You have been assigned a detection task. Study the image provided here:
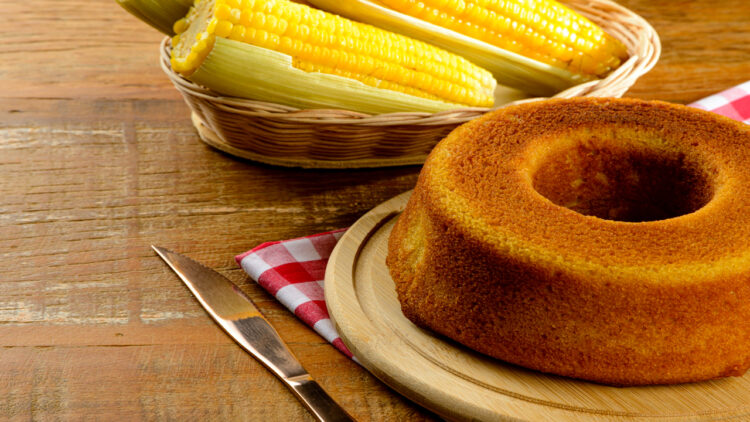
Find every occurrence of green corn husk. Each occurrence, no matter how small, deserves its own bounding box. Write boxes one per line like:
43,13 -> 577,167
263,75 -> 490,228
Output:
116,0 -> 192,35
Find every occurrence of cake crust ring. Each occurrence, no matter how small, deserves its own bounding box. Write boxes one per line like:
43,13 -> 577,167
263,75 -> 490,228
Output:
386,97 -> 750,386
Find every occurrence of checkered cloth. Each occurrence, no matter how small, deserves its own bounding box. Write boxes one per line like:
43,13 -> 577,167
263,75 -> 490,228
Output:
235,229 -> 355,358
689,80 -> 750,123
236,82 -> 750,360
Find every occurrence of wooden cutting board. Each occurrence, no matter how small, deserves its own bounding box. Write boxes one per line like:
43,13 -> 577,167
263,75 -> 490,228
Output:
324,191 -> 750,422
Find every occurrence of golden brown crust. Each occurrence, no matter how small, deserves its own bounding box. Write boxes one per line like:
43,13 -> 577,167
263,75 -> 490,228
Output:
386,98 -> 750,386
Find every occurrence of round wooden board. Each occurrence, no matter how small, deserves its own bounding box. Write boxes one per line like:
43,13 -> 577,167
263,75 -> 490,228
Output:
324,191 -> 750,422
191,113 -> 428,169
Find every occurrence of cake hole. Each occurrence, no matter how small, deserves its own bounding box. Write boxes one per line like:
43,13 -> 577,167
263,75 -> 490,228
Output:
532,140 -> 714,222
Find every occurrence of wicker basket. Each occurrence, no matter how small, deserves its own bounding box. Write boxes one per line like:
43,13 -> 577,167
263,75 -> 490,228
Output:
161,0 -> 660,169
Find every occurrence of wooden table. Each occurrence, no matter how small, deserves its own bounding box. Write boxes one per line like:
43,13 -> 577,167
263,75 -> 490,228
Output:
1,1 -> 748,420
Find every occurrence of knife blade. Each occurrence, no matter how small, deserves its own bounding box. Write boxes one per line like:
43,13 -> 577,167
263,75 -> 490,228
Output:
152,246 -> 355,422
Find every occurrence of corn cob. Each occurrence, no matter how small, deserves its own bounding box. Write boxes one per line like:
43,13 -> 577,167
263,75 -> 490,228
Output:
378,0 -> 628,77
169,0 -> 497,113
307,0 -> 628,95
117,0 -> 193,35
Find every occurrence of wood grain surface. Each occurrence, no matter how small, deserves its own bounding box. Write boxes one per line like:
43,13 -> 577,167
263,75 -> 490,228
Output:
1,0 -> 748,420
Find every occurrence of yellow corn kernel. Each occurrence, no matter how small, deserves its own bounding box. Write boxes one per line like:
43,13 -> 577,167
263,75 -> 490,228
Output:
171,0 -> 496,107
173,17 -> 189,34
229,24 -> 246,41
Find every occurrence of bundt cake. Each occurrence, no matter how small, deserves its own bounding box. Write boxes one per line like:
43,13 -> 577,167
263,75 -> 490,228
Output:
386,97 -> 750,386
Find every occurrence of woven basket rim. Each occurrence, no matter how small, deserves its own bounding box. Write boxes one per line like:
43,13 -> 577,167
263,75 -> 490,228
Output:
161,0 -> 660,127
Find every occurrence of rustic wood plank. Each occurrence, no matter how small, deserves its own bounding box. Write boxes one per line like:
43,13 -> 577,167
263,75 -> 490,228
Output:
1,0 -> 749,420
622,0 -> 750,102
0,119 -> 424,420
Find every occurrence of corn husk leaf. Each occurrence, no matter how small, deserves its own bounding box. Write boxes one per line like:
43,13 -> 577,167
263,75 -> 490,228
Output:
306,0 -> 589,96
187,38 -> 511,115
116,0 -> 192,35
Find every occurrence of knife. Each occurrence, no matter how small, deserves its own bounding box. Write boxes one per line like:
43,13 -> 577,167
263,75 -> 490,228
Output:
152,246 -> 355,422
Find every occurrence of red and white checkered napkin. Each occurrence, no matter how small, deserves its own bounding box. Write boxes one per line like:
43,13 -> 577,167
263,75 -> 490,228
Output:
235,229 -> 355,359
689,80 -> 750,123
236,82 -> 750,360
